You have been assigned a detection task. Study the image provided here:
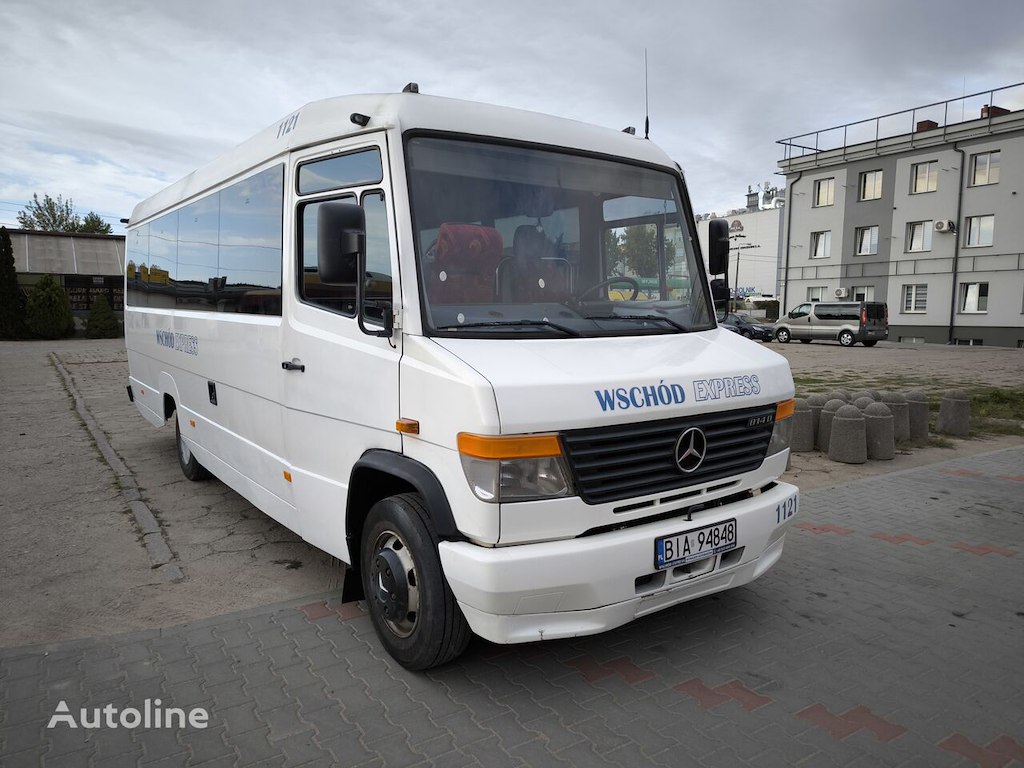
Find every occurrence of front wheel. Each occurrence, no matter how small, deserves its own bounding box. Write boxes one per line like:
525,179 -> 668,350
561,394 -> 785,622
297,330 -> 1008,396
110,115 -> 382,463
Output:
862,340 -> 878,347
838,330 -> 855,347
800,339 -> 812,344
361,493 -> 470,670
176,416 -> 211,481
740,329 -> 753,339
775,327 -> 791,343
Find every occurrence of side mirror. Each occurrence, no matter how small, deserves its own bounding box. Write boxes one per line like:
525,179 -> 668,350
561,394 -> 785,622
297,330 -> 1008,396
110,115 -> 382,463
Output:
708,218 -> 730,276
317,201 -> 365,285
317,201 -> 393,338
710,278 -> 730,315
788,310 -> 796,319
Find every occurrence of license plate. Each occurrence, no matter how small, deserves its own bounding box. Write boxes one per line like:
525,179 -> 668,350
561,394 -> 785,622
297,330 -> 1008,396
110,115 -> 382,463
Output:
655,519 -> 737,570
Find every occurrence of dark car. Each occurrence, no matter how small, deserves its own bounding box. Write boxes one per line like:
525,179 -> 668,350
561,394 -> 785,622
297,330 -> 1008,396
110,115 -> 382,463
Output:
720,313 -> 774,341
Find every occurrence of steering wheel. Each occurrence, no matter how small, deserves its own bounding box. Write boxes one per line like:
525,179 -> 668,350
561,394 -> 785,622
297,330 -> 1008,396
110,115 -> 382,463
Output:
579,275 -> 640,301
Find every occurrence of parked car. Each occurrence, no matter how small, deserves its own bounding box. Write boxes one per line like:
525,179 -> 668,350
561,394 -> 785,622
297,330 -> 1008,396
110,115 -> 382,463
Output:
719,312 -> 775,341
774,301 -> 888,346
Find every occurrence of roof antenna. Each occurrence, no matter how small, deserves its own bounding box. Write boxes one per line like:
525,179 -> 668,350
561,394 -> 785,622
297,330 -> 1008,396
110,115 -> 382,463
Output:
643,48 -> 650,139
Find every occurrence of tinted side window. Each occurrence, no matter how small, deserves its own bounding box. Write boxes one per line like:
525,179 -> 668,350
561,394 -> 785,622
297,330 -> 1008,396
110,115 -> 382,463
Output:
126,164 -> 284,315
298,148 -> 383,195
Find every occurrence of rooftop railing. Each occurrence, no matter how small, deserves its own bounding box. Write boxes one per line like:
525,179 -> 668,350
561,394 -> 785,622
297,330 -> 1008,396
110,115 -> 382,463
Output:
778,82 -> 1024,163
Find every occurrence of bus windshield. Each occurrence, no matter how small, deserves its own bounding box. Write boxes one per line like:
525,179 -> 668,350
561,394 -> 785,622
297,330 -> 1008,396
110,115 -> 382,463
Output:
406,136 -> 714,338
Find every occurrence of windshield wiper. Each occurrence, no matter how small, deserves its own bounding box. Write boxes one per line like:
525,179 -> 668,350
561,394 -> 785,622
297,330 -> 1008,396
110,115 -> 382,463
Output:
437,319 -> 582,337
583,314 -> 689,332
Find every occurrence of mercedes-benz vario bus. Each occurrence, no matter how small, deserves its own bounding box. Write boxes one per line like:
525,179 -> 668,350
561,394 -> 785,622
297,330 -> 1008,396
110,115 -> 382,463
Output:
125,90 -> 799,669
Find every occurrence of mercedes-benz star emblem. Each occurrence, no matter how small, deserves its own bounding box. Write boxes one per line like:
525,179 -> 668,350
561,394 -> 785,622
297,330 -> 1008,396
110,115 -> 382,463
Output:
674,427 -> 707,473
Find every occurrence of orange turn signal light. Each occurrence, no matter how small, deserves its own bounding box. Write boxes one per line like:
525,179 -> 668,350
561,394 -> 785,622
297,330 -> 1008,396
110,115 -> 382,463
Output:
457,433 -> 562,460
776,399 -> 796,421
396,418 -> 420,435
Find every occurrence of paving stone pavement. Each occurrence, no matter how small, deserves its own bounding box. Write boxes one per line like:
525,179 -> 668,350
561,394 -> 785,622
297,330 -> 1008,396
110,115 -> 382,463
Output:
1,445 -> 1021,768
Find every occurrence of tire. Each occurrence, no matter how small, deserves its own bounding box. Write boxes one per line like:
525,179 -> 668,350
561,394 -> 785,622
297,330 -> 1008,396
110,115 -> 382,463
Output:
775,328 -> 791,343
800,339 -> 811,344
361,493 -> 471,670
862,340 -> 877,347
176,416 -> 211,481
838,330 -> 855,347
740,329 -> 752,339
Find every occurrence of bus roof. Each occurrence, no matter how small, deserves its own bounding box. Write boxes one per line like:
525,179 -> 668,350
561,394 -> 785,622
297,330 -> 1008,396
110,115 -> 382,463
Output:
129,92 -> 678,225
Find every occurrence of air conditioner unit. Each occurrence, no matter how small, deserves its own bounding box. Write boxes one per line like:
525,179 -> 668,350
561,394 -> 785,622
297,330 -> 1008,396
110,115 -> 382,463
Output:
934,219 -> 956,233
834,288 -> 849,298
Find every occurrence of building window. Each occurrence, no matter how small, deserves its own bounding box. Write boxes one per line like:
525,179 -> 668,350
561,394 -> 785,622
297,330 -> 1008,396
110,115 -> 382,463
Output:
859,170 -> 883,201
910,161 -> 938,193
954,338 -> 984,346
906,221 -> 933,252
807,286 -> 828,302
810,230 -> 831,259
959,282 -> 988,313
855,225 -> 879,255
852,285 -> 874,301
813,178 -> 835,207
969,151 -> 1000,186
900,336 -> 925,344
902,283 -> 927,312
965,214 -> 994,247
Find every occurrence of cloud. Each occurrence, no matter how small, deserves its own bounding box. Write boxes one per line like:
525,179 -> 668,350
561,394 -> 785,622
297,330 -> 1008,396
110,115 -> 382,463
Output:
1,0 -> 1023,227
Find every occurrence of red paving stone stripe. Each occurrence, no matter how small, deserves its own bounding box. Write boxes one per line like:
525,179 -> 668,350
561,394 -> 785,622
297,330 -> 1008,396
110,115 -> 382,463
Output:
951,542 -> 1017,557
870,533 -> 932,546
939,733 -> 1020,768
999,475 -> 1024,482
602,657 -> 655,685
794,522 -> 855,535
300,602 -> 335,621
565,655 -> 616,682
942,469 -> 986,477
840,705 -> 907,742
564,655 -> 654,685
336,602 -> 368,620
798,704 -> 905,742
674,678 -> 772,711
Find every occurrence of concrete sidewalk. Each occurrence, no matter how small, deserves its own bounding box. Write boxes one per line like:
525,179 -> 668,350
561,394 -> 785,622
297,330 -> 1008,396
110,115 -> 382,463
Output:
2,445 -> 1021,767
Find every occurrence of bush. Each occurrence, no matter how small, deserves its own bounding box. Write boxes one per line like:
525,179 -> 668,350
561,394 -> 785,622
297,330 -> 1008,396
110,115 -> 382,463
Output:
0,227 -> 26,338
85,294 -> 121,338
26,274 -> 74,339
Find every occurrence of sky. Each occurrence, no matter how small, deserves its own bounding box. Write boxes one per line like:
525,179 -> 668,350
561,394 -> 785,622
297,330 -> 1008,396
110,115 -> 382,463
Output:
2,0 -> 1023,234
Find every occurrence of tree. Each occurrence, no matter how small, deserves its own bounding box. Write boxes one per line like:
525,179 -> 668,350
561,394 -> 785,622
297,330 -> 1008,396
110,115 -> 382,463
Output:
26,274 -> 74,339
80,212 -> 113,234
617,224 -> 677,277
85,294 -> 121,338
16,193 -> 111,234
0,227 -> 27,338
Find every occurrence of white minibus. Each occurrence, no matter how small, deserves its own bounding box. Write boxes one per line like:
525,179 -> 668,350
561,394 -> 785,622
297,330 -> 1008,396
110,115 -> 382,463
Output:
125,89 -> 799,669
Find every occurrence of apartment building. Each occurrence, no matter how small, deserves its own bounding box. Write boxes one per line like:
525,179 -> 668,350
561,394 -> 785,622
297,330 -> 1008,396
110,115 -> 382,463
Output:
777,83 -> 1024,347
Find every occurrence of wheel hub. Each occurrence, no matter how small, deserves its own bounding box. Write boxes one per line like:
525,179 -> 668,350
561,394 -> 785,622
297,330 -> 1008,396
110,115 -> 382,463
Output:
372,548 -> 409,623
368,530 -> 420,638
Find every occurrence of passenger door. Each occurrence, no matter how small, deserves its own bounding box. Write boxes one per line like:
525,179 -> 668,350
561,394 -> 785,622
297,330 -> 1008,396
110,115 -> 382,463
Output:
281,136 -> 402,561
788,303 -> 812,339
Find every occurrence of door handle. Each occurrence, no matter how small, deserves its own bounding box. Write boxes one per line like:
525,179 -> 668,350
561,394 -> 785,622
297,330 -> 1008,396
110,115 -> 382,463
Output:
281,360 -> 306,372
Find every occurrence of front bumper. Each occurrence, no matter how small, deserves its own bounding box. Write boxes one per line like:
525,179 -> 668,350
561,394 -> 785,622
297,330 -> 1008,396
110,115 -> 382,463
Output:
439,479 -> 798,644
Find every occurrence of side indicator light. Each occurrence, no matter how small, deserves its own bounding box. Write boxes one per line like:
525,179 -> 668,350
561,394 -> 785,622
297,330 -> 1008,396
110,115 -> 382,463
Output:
396,418 -> 420,435
776,399 -> 796,420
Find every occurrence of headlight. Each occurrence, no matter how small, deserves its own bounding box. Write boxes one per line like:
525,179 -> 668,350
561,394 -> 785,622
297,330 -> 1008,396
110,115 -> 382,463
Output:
766,399 -> 795,456
458,433 -> 573,503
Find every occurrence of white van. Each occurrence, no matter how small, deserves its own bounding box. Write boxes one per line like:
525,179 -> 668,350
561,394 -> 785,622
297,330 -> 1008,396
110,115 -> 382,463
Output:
125,90 -> 799,669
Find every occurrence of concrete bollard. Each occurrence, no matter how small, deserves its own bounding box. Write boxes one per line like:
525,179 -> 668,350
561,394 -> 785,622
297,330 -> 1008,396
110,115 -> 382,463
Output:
881,391 -> 910,442
791,399 -> 815,453
828,404 -> 867,464
936,389 -> 971,436
853,396 -> 875,411
807,394 -> 829,447
866,389 -> 882,400
827,389 -> 851,403
863,402 -> 895,460
849,390 -> 874,403
905,390 -> 930,440
817,399 -> 846,452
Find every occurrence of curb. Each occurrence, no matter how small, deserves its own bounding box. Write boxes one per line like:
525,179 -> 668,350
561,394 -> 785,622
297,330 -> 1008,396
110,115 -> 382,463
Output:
50,352 -> 185,583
